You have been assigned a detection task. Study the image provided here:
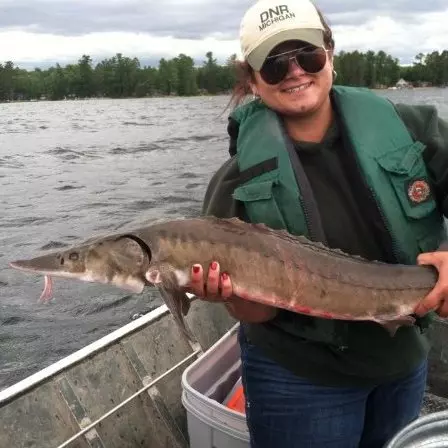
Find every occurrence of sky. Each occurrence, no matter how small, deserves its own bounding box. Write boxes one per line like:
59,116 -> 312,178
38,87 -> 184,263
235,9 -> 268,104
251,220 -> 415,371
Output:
1,0 -> 448,70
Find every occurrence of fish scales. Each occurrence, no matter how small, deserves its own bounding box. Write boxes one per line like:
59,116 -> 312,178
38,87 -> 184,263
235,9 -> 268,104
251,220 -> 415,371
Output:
136,218 -> 436,320
150,217 -> 431,290
9,216 -> 439,340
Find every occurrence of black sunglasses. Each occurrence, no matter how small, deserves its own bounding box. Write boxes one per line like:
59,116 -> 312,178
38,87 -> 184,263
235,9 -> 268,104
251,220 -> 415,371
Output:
260,47 -> 329,85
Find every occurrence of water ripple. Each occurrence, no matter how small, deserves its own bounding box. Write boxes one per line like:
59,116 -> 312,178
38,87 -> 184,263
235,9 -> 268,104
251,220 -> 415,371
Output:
55,185 -> 84,191
46,147 -> 101,161
0,216 -> 53,228
40,241 -> 69,250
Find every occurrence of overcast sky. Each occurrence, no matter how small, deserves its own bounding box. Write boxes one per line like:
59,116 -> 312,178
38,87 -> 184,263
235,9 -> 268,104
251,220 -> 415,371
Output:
1,0 -> 448,69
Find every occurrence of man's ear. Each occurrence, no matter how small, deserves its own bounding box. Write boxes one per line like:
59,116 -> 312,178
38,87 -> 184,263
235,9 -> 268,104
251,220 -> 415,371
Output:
248,79 -> 258,97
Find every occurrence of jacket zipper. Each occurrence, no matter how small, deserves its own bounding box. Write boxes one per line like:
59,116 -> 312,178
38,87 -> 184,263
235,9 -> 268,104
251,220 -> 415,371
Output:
367,186 -> 400,262
337,118 -> 399,264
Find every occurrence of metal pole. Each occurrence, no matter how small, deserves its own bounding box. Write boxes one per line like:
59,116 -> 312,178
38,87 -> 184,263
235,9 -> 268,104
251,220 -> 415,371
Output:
56,349 -> 201,448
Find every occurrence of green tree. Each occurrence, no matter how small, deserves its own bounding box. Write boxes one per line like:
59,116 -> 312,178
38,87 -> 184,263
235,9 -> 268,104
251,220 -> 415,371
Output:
364,50 -> 377,88
0,61 -> 15,101
199,51 -> 220,94
157,58 -> 178,95
76,55 -> 96,97
134,66 -> 159,97
47,64 -> 68,100
174,54 -> 198,96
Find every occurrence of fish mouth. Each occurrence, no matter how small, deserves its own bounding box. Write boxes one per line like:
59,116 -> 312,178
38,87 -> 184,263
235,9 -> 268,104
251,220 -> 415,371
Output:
10,260 -> 55,275
9,260 -> 83,279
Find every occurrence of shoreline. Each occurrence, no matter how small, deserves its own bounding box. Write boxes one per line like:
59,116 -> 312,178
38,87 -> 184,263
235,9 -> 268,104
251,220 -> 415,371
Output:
2,86 -> 447,105
0,92 -> 232,104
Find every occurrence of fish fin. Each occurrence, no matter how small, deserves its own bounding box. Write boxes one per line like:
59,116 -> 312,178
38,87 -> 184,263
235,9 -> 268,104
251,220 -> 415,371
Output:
181,293 -> 191,315
158,287 -> 196,342
145,270 -> 162,285
377,315 -> 416,337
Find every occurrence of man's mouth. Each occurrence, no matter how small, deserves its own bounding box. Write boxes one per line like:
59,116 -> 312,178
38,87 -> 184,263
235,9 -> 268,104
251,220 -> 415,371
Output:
283,82 -> 312,93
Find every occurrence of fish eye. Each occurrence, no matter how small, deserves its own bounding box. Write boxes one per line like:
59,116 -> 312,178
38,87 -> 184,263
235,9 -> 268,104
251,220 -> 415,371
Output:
69,252 -> 79,261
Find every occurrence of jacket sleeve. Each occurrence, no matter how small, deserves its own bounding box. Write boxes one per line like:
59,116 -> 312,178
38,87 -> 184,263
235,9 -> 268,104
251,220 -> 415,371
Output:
394,103 -> 448,217
201,156 -> 245,219
201,117 -> 248,220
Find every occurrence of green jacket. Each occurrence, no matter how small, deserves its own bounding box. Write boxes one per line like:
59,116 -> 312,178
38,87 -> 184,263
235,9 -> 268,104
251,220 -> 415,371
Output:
230,86 -> 445,262
202,87 -> 448,386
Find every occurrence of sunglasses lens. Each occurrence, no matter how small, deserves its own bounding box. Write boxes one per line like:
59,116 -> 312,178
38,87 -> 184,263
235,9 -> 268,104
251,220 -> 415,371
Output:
297,48 -> 327,74
260,56 -> 289,85
260,48 -> 327,84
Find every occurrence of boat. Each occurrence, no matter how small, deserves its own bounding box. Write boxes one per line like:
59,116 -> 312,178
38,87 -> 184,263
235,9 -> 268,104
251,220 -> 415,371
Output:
1,297 -> 448,448
0,298 -> 236,448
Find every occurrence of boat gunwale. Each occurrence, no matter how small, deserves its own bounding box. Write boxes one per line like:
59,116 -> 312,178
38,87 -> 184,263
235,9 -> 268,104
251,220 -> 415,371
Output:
0,303 -> 172,406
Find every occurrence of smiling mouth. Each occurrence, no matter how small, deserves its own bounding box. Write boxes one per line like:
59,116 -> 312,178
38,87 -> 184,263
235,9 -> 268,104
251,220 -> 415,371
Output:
283,82 -> 312,93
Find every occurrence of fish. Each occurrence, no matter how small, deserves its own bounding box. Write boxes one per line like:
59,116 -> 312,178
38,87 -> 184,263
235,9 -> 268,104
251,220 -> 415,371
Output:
9,216 -> 439,340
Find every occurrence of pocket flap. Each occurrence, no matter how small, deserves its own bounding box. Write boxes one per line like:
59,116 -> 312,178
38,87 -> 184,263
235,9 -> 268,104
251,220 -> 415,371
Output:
376,141 -> 426,175
233,180 -> 275,202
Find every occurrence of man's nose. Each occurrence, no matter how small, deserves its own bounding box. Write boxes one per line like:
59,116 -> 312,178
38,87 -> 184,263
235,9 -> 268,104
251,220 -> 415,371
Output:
287,57 -> 306,76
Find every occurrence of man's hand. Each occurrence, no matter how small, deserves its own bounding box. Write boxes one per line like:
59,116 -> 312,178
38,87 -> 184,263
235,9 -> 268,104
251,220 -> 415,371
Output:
187,261 -> 278,323
414,251 -> 448,317
189,261 -> 233,302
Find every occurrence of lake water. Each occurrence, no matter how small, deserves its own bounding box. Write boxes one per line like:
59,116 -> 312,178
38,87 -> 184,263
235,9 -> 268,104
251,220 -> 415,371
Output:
1,88 -> 447,391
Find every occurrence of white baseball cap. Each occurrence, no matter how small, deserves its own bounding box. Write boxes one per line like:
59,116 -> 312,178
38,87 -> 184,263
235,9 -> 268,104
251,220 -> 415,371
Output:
240,0 -> 325,71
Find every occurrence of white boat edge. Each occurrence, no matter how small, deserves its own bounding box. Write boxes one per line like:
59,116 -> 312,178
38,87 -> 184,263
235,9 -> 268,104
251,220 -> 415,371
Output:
0,304 -> 171,405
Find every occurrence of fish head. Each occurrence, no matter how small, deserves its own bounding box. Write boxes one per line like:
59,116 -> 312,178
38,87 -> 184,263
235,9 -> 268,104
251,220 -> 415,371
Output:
9,234 -> 152,294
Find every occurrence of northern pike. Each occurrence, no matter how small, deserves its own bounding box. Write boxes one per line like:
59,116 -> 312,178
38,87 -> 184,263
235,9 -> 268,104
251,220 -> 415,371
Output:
9,216 -> 439,340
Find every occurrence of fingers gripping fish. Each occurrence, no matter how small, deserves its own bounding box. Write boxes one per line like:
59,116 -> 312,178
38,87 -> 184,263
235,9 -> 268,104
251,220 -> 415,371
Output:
9,217 -> 439,341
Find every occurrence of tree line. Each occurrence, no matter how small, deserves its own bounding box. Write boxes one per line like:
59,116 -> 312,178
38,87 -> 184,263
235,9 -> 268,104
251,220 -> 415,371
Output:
333,50 -> 448,88
0,52 -> 236,102
0,49 -> 447,102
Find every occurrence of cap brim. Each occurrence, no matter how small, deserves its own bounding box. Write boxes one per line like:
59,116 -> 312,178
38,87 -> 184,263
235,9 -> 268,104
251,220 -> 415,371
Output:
247,29 -> 324,71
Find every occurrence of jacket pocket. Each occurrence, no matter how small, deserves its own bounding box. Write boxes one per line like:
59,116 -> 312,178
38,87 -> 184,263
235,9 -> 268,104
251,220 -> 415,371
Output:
375,141 -> 436,220
233,179 -> 287,230
417,222 -> 448,253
